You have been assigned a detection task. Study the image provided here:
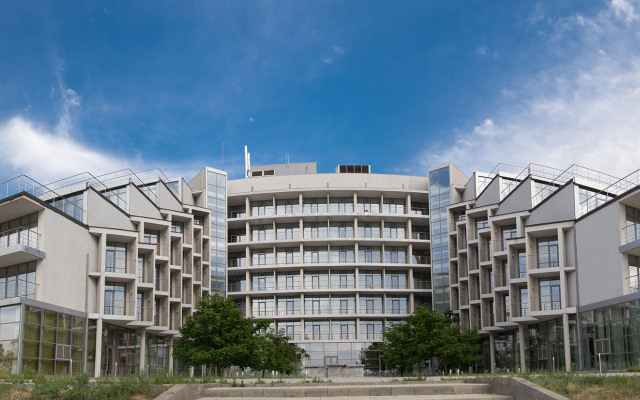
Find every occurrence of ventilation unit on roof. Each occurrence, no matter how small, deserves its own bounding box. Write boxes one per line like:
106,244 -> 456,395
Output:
337,165 -> 371,174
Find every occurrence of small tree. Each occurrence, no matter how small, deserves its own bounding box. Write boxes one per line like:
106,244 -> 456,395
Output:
251,329 -> 306,377
380,306 -> 481,375
172,294 -> 269,374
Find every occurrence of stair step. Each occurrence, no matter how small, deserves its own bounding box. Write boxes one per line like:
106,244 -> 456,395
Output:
201,383 -> 495,398
199,395 -> 513,400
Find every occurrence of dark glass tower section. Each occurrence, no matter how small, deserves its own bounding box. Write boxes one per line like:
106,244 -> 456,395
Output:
429,166 -> 451,314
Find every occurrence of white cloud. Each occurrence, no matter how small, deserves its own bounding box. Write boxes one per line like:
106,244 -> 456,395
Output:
331,45 -> 345,55
320,57 -> 333,64
417,0 -> 640,179
249,117 -> 255,122
476,46 -> 488,56
0,116 -> 129,183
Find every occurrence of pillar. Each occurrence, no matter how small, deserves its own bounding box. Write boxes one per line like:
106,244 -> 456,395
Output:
489,332 -> 496,373
519,324 -> 526,373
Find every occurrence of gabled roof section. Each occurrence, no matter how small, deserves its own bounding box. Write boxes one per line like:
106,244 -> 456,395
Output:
527,180 -> 577,226
474,175 -> 501,208
495,176 -> 533,216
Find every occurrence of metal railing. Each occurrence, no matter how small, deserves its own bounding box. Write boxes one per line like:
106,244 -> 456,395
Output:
252,307 -> 276,317
1,175 -> 87,223
626,275 -> 639,294
496,307 -> 512,323
359,306 -> 384,314
304,332 -> 333,340
0,227 -> 42,250
170,284 -> 182,298
528,253 -> 559,269
413,279 -> 431,289
95,168 -> 159,204
227,282 -> 246,292
253,283 -> 275,291
104,299 -> 136,316
411,207 -> 428,216
412,232 -> 429,240
137,266 -> 154,283
622,225 -> 640,245
278,283 -> 302,290
228,259 -> 247,268
412,255 -> 430,264
580,168 -> 640,216
531,295 -> 561,312
228,234 -> 247,243
105,258 -> 138,274
0,278 -> 38,300
228,210 -> 247,219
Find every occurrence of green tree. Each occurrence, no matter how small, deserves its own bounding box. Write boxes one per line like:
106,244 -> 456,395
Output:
251,329 -> 306,377
172,294 -> 269,374
380,306 -> 481,375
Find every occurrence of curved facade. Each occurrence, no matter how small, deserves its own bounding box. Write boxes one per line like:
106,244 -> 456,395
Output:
226,172 -> 431,367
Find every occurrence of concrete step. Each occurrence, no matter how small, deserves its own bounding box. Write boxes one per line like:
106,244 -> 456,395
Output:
200,383 -> 501,398
199,395 -> 513,400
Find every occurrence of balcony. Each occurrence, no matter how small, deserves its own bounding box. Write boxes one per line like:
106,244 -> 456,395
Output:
410,207 -> 428,216
227,282 -> 246,293
252,307 -> 276,317
228,234 -> 247,243
531,295 -> 561,313
413,279 -> 432,289
228,210 -> 247,219
0,278 -> 37,300
105,258 -> 138,275
412,232 -> 429,240
411,254 -> 430,265
136,266 -> 154,284
0,227 -> 45,267
104,299 -> 136,317
626,275 -> 639,295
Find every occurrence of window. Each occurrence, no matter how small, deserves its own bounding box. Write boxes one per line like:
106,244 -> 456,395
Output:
305,321 -> 329,340
532,181 -> 559,206
537,237 -> 559,269
629,255 -> 640,293
331,320 -> 355,340
304,222 -> 328,239
360,296 -> 383,314
386,297 -> 407,314
539,279 -> 561,311
331,272 -> 354,288
106,242 -> 127,273
143,230 -> 159,245
104,283 -> 126,315
251,224 -> 274,242
276,247 -> 300,264
304,247 -> 328,263
357,198 -> 380,214
329,246 -> 355,263
0,213 -> 38,249
49,192 -> 85,222
500,225 -> 517,251
360,320 -> 383,340
519,288 -> 529,317
359,271 -> 382,289
329,221 -> 354,238
384,246 -> 406,264
303,198 -> 328,214
277,273 -> 300,290
358,221 -> 380,238
475,217 -> 489,230
304,273 -> 329,289
329,197 -> 354,213
277,297 -> 300,315
276,223 -> 299,240
385,273 -> 407,289
517,251 -> 527,278
359,246 -> 381,263
305,297 -> 329,314
171,222 -> 184,234
276,199 -> 299,215
625,206 -> 640,244
251,249 -> 274,266
252,273 -> 274,291
251,200 -> 274,216
384,222 -> 406,239
252,298 -> 274,317
0,262 -> 37,300
383,198 -> 405,214
278,321 -> 301,340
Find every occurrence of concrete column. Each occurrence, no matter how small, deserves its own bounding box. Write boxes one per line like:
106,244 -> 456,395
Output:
245,197 -> 250,216
519,324 -> 526,373
168,337 -> 174,374
139,329 -> 147,375
563,313 -> 571,372
94,318 -> 103,377
489,332 -> 496,373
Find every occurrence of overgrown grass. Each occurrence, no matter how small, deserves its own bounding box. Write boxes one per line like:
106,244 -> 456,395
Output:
524,372 -> 640,400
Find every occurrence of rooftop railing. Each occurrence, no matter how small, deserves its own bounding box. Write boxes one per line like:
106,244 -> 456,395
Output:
579,168 -> 640,216
0,175 -> 86,223
0,278 -> 38,300
46,171 -> 130,213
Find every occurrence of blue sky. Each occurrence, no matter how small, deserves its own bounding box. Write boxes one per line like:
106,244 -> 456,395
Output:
1,1 -> 640,182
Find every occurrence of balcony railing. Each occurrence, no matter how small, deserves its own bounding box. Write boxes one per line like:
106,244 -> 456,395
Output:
228,259 -> 247,268
531,295 -> 561,312
139,242 -> 170,257
104,299 -> 136,316
228,210 -> 247,219
0,227 -> 43,250
413,279 -> 432,289
528,253 -> 559,269
0,278 -> 38,300
228,235 -> 247,243
227,283 -> 246,292
359,306 -> 384,314
105,258 -> 138,274
277,283 -> 302,290
622,225 -> 640,245
412,232 -> 429,240
411,255 -> 430,264
626,275 -> 639,294
253,283 -> 275,291
136,266 -> 154,283
410,207 -> 428,216
252,307 -> 276,317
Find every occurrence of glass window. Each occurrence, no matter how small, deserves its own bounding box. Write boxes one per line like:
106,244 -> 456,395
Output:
537,237 -> 559,269
304,222 -> 328,239
106,242 -> 127,273
359,271 -> 382,289
303,198 -> 328,214
356,198 -> 380,214
385,273 -> 407,289
539,279 -> 561,311
304,247 -> 329,264
357,221 -> 380,238
384,246 -> 406,264
358,246 -> 381,263
276,199 -> 299,215
104,283 -> 126,315
329,222 -> 354,238
383,222 -> 406,239
251,200 -> 274,216
382,198 -> 405,214
329,198 -> 354,214
329,246 -> 355,263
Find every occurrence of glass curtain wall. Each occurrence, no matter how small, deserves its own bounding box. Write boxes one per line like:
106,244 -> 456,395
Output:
429,166 -> 451,313
205,169 -> 227,294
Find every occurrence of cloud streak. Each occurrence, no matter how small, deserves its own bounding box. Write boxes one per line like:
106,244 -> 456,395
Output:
417,0 -> 640,178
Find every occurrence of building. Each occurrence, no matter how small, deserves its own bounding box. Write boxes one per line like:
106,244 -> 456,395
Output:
226,161 -> 438,366
446,163 -> 640,373
2,156 -> 640,376
0,167 -> 225,376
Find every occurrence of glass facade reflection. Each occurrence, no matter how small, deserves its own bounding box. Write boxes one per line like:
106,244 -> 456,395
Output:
429,166 -> 451,313
205,168 -> 227,294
